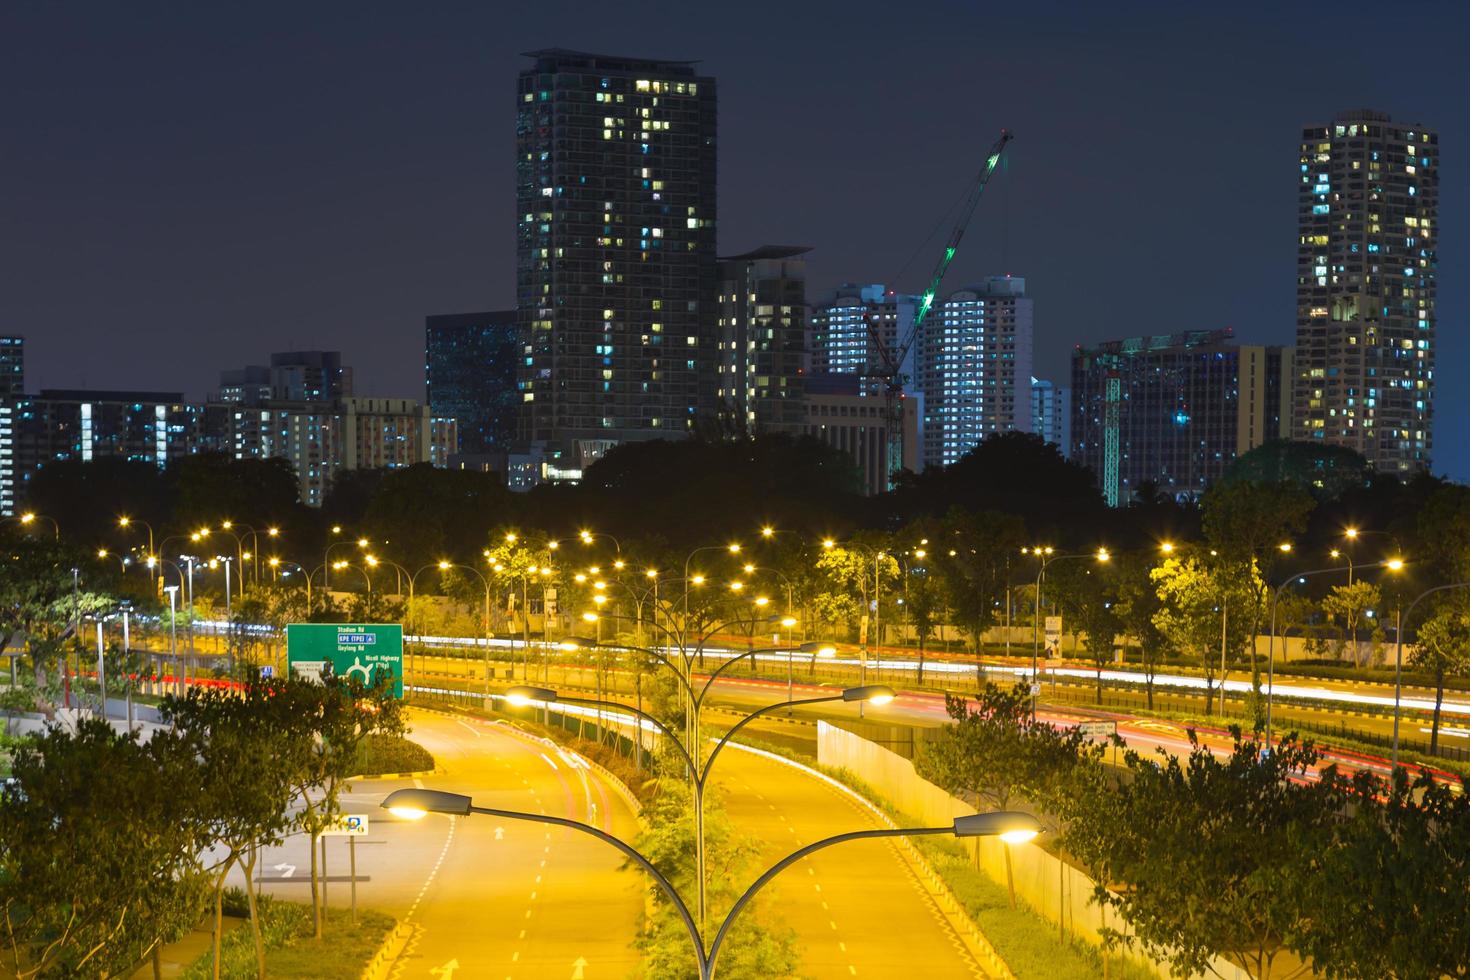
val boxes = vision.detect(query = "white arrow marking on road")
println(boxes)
[571,956,588,979]
[494,826,505,840]
[273,863,296,878]
[429,959,459,978]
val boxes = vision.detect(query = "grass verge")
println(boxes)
[182,892,394,980]
[351,733,435,776]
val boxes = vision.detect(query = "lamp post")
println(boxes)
[221,521,279,586]
[1021,547,1110,719]
[1265,557,1403,747]
[4,512,59,539]
[503,682,894,937]
[382,787,1039,980]
[1390,581,1470,765]
[436,562,493,693]
[117,516,155,580]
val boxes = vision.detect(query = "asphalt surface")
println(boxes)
[238,708,644,979]
[711,744,985,978]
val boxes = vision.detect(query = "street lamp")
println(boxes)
[5,512,59,539]
[1390,580,1470,765]
[1022,546,1109,719]
[437,561,493,694]
[501,682,895,934]
[1265,557,1405,747]
[380,786,1038,980]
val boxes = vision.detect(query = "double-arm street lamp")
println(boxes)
[506,682,894,935]
[381,786,1038,980]
[1265,557,1403,747]
[506,620,875,935]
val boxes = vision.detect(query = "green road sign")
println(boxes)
[286,624,403,698]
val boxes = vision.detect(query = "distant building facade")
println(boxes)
[799,373,918,496]
[425,310,519,456]
[1293,110,1437,474]
[515,49,718,480]
[210,396,455,507]
[1071,330,1292,505]
[918,277,1034,468]
[809,284,915,382]
[1,390,204,514]
[219,350,353,405]
[1030,377,1071,457]
[0,337,23,398]
[716,246,809,433]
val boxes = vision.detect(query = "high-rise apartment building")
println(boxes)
[1031,377,1070,457]
[515,49,718,480]
[1293,110,1437,473]
[209,397,455,507]
[425,311,519,456]
[716,246,809,433]
[1072,330,1292,505]
[809,284,915,381]
[0,337,23,398]
[1,390,204,514]
[918,277,1033,468]
[219,351,353,405]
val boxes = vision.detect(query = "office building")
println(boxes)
[515,49,718,479]
[1293,110,1437,473]
[799,374,918,496]
[918,277,1034,468]
[716,246,810,433]
[0,338,23,398]
[425,311,519,456]
[1072,330,1292,505]
[1031,378,1071,457]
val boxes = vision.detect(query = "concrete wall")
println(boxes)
[817,720,1250,980]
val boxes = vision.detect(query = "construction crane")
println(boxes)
[863,129,1013,487]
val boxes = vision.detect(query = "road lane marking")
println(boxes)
[540,752,560,771]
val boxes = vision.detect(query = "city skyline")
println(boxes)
[3,1,1464,475]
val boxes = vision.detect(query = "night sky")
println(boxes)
[3,1,1466,475]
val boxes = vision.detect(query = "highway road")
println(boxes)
[711,743,986,978]
[237,708,644,979]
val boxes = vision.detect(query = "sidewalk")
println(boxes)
[128,916,242,979]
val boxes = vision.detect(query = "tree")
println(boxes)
[276,673,405,939]
[161,680,312,979]
[1113,553,1169,708]
[1408,600,1470,754]
[1068,730,1341,979]
[0,538,115,700]
[1291,766,1470,979]
[1320,580,1382,665]
[916,685,1047,905]
[815,535,897,647]
[1049,561,1121,703]
[361,464,513,569]
[1201,479,1315,705]
[889,432,1106,539]
[931,509,1025,656]
[0,719,206,979]
[1150,553,1257,716]
[634,751,797,978]
[1220,440,1374,500]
